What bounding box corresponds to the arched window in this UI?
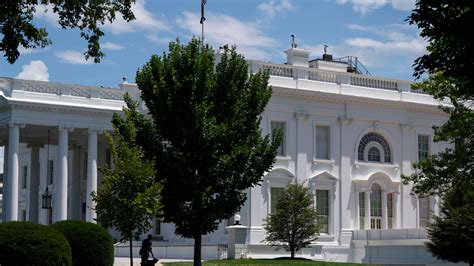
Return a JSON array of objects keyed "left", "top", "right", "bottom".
[
  {"left": 358, "top": 132, "right": 392, "bottom": 163},
  {"left": 367, "top": 146, "right": 381, "bottom": 162}
]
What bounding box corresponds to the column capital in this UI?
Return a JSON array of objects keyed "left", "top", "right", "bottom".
[
  {"left": 88, "top": 128, "right": 104, "bottom": 134},
  {"left": 294, "top": 111, "right": 309, "bottom": 121},
  {"left": 26, "top": 141, "right": 45, "bottom": 149},
  {"left": 58, "top": 125, "right": 74, "bottom": 132},
  {"left": 8, "top": 122, "right": 25, "bottom": 128},
  {"left": 399, "top": 122, "right": 414, "bottom": 131},
  {"left": 338, "top": 116, "right": 353, "bottom": 125}
]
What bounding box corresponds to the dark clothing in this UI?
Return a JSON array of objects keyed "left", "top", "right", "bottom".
[{"left": 140, "top": 238, "right": 152, "bottom": 263}]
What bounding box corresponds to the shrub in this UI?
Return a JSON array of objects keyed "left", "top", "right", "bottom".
[
  {"left": 51, "top": 220, "right": 114, "bottom": 266},
  {"left": 0, "top": 221, "right": 72, "bottom": 265}
]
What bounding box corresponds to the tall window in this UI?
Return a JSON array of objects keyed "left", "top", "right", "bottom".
[
  {"left": 387, "top": 193, "right": 393, "bottom": 229},
  {"left": 271, "top": 121, "right": 286, "bottom": 156},
  {"left": 419, "top": 197, "right": 430, "bottom": 227},
  {"left": 418, "top": 135, "right": 430, "bottom": 161},
  {"left": 22, "top": 209, "right": 27, "bottom": 221},
  {"left": 370, "top": 184, "right": 382, "bottom": 229},
  {"left": 47, "top": 160, "right": 54, "bottom": 185},
  {"left": 359, "top": 192, "right": 365, "bottom": 229},
  {"left": 316, "top": 126, "right": 330, "bottom": 159},
  {"left": 22, "top": 165, "right": 28, "bottom": 189},
  {"left": 316, "top": 190, "right": 329, "bottom": 233},
  {"left": 358, "top": 132, "right": 392, "bottom": 163},
  {"left": 270, "top": 187, "right": 284, "bottom": 214}
]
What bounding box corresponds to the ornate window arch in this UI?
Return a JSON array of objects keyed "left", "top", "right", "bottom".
[{"left": 357, "top": 132, "right": 392, "bottom": 163}]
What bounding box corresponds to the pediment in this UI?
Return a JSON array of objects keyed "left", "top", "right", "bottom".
[{"left": 309, "top": 171, "right": 338, "bottom": 182}]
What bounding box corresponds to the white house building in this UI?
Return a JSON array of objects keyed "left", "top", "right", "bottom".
[{"left": 0, "top": 47, "right": 453, "bottom": 264}]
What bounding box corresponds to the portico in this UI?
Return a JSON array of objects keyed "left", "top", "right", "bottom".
[{"left": 0, "top": 77, "right": 140, "bottom": 223}]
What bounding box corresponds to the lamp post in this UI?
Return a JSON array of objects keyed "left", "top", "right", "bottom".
[{"left": 41, "top": 187, "right": 52, "bottom": 209}]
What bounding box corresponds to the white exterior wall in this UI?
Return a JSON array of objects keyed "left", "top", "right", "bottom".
[{"left": 0, "top": 49, "right": 454, "bottom": 264}]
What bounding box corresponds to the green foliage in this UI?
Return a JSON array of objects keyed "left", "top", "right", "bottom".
[
  {"left": 50, "top": 220, "right": 114, "bottom": 266},
  {"left": 404, "top": 2, "right": 474, "bottom": 265},
  {"left": 0, "top": 0, "right": 136, "bottom": 64},
  {"left": 134, "top": 39, "right": 280, "bottom": 265},
  {"left": 425, "top": 183, "right": 474, "bottom": 265},
  {"left": 92, "top": 93, "right": 162, "bottom": 263},
  {"left": 0, "top": 221, "right": 72, "bottom": 265},
  {"left": 263, "top": 182, "right": 320, "bottom": 259}
]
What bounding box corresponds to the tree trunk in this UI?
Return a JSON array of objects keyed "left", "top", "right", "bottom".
[
  {"left": 290, "top": 247, "right": 295, "bottom": 259},
  {"left": 193, "top": 234, "right": 202, "bottom": 266},
  {"left": 129, "top": 235, "right": 133, "bottom": 266}
]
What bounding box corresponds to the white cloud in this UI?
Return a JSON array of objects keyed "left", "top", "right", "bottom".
[
  {"left": 337, "top": 0, "right": 415, "bottom": 14},
  {"left": 101, "top": 42, "right": 125, "bottom": 50},
  {"left": 102, "top": 0, "right": 169, "bottom": 34},
  {"left": 34, "top": 4, "right": 60, "bottom": 26},
  {"left": 345, "top": 37, "right": 425, "bottom": 53},
  {"left": 146, "top": 35, "right": 172, "bottom": 45},
  {"left": 16, "top": 60, "right": 50, "bottom": 81},
  {"left": 258, "top": 0, "right": 294, "bottom": 19},
  {"left": 55, "top": 51, "right": 93, "bottom": 65},
  {"left": 176, "top": 11, "right": 278, "bottom": 60}
]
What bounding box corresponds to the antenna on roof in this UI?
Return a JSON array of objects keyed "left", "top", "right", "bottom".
[
  {"left": 291, "top": 34, "right": 297, "bottom": 48},
  {"left": 323, "top": 44, "right": 329, "bottom": 54}
]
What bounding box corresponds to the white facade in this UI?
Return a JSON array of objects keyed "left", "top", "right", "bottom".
[{"left": 0, "top": 48, "right": 454, "bottom": 264}]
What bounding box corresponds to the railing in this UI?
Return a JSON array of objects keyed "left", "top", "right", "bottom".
[
  {"left": 350, "top": 76, "right": 398, "bottom": 91},
  {"left": 308, "top": 69, "right": 337, "bottom": 83},
  {"left": 262, "top": 65, "right": 293, "bottom": 78},
  {"left": 0, "top": 77, "right": 139, "bottom": 102},
  {"left": 249, "top": 61, "right": 415, "bottom": 93}
]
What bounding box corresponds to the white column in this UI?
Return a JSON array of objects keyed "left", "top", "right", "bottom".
[
  {"left": 382, "top": 190, "right": 388, "bottom": 229},
  {"left": 294, "top": 112, "right": 309, "bottom": 181},
  {"left": 86, "top": 129, "right": 98, "bottom": 223},
  {"left": 365, "top": 191, "right": 371, "bottom": 230},
  {"left": 54, "top": 126, "right": 70, "bottom": 222},
  {"left": 28, "top": 145, "right": 40, "bottom": 223},
  {"left": 4, "top": 123, "right": 20, "bottom": 221}
]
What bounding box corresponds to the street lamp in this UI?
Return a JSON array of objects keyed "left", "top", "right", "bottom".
[{"left": 42, "top": 187, "right": 52, "bottom": 209}]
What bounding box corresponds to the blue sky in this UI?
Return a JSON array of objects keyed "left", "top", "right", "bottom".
[{"left": 0, "top": 0, "right": 425, "bottom": 88}]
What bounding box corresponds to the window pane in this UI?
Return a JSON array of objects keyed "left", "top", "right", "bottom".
[
  {"left": 316, "top": 126, "right": 329, "bottom": 159},
  {"left": 418, "top": 135, "right": 430, "bottom": 161},
  {"left": 370, "top": 184, "right": 382, "bottom": 217},
  {"left": 419, "top": 197, "right": 430, "bottom": 227},
  {"left": 271, "top": 187, "right": 284, "bottom": 214},
  {"left": 271, "top": 122, "right": 286, "bottom": 156},
  {"left": 387, "top": 194, "right": 393, "bottom": 229},
  {"left": 316, "top": 190, "right": 329, "bottom": 233},
  {"left": 22, "top": 165, "right": 28, "bottom": 189},
  {"left": 359, "top": 192, "right": 365, "bottom": 229},
  {"left": 48, "top": 160, "right": 54, "bottom": 185},
  {"left": 368, "top": 146, "right": 381, "bottom": 162}
]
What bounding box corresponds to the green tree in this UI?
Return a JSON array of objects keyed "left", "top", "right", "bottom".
[
  {"left": 134, "top": 39, "right": 280, "bottom": 266},
  {"left": 263, "top": 182, "right": 320, "bottom": 259},
  {"left": 92, "top": 94, "right": 162, "bottom": 266},
  {"left": 403, "top": 1, "right": 474, "bottom": 265},
  {"left": 0, "top": 0, "right": 136, "bottom": 64}
]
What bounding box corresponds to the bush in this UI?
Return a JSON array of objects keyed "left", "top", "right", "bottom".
[
  {"left": 0, "top": 221, "right": 72, "bottom": 265},
  {"left": 50, "top": 220, "right": 114, "bottom": 266}
]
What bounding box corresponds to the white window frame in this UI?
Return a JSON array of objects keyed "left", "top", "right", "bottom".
[
  {"left": 270, "top": 120, "right": 288, "bottom": 158},
  {"left": 418, "top": 134, "right": 431, "bottom": 161},
  {"left": 315, "top": 125, "right": 330, "bottom": 160}
]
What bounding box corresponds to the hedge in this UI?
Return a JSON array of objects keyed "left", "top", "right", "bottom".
[{"left": 0, "top": 221, "right": 72, "bottom": 265}]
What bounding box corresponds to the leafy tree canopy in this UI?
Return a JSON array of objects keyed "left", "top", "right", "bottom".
[
  {"left": 134, "top": 38, "right": 280, "bottom": 266},
  {"left": 0, "top": 0, "right": 136, "bottom": 64},
  {"left": 263, "top": 182, "right": 320, "bottom": 259},
  {"left": 404, "top": 2, "right": 474, "bottom": 265},
  {"left": 93, "top": 93, "right": 162, "bottom": 266}
]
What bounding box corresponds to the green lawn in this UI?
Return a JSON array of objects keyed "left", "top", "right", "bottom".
[{"left": 164, "top": 259, "right": 366, "bottom": 266}]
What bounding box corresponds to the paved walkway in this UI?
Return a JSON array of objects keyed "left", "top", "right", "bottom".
[{"left": 114, "top": 257, "right": 193, "bottom": 266}]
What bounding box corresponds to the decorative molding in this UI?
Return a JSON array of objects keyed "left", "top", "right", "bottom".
[{"left": 373, "top": 120, "right": 380, "bottom": 130}]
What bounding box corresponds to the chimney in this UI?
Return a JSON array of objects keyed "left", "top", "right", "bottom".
[
  {"left": 322, "top": 54, "right": 333, "bottom": 61},
  {"left": 285, "top": 47, "right": 311, "bottom": 68}
]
